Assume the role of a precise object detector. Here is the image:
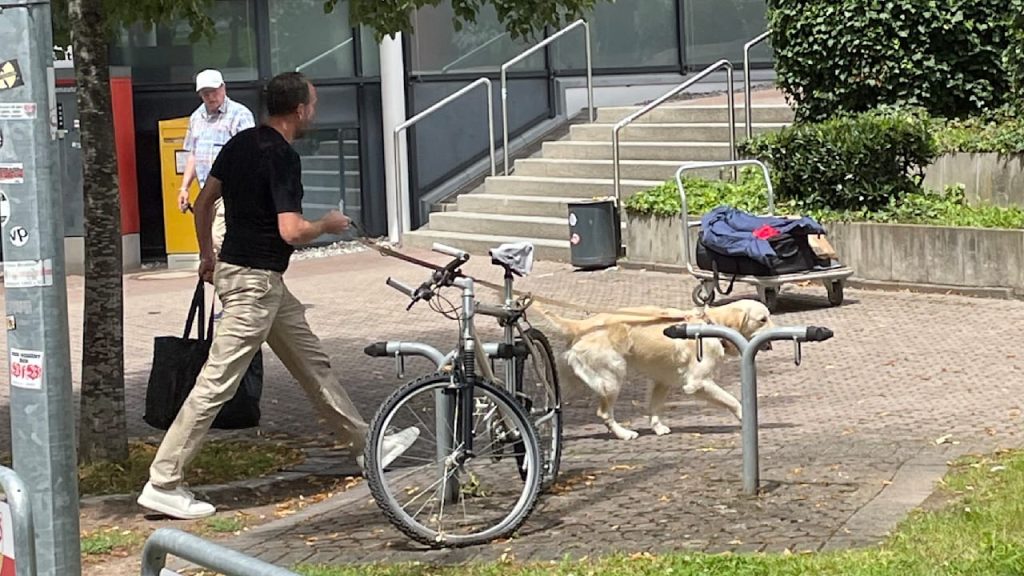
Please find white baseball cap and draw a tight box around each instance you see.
[195,69,224,92]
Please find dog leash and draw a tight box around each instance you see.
[346,220,708,323]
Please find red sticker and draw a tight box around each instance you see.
[570,233,581,245]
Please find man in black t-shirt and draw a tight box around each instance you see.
[138,72,419,520]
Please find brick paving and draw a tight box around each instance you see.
[3,246,1024,567]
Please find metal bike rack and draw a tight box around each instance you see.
[663,324,834,495]
[500,19,594,175]
[613,59,737,204]
[394,77,496,240]
[0,466,36,576]
[141,528,300,576]
[742,30,772,140]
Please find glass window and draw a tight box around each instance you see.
[552,0,679,71]
[269,0,356,78]
[110,0,258,85]
[360,25,381,76]
[683,0,771,66]
[409,2,544,75]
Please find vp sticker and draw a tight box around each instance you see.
[9,226,28,247]
[0,59,25,91]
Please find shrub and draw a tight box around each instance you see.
[1005,12,1024,108]
[622,167,769,218]
[767,0,1024,122]
[933,108,1024,155]
[738,107,938,213]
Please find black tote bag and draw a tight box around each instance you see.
[143,279,263,430]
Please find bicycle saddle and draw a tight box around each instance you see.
[489,242,534,276]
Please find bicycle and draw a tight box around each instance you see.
[361,242,561,548]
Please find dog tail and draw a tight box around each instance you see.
[529,302,587,339]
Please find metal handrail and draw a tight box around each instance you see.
[613,59,737,204]
[500,19,594,175]
[394,77,495,239]
[141,528,299,576]
[743,30,771,140]
[441,31,509,73]
[296,38,354,73]
[0,466,36,576]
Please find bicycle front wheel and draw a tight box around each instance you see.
[364,372,542,548]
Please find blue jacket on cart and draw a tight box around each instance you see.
[699,205,826,267]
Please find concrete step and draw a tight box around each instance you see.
[484,175,661,198]
[403,229,570,262]
[301,170,361,189]
[427,211,568,240]
[457,193,580,218]
[301,155,360,172]
[595,104,795,125]
[569,122,787,143]
[542,140,732,162]
[513,158,725,181]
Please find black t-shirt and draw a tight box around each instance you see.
[210,125,303,273]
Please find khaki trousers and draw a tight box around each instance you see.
[149,262,369,490]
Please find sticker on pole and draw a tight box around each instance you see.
[0,164,24,185]
[3,259,53,288]
[0,500,14,574]
[0,128,4,149]
[0,59,24,91]
[0,103,37,121]
[0,191,8,227]
[570,233,581,245]
[8,226,27,247]
[10,348,43,390]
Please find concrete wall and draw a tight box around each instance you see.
[924,153,1024,207]
[625,213,1024,296]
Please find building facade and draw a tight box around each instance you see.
[108,0,772,261]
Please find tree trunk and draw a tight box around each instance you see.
[70,0,128,463]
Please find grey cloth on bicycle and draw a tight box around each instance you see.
[489,242,534,276]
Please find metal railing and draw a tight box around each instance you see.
[141,528,300,576]
[0,466,36,576]
[296,38,354,73]
[500,19,594,175]
[612,59,736,204]
[743,30,771,140]
[394,77,495,239]
[441,31,509,73]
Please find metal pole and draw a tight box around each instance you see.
[726,63,737,181]
[0,466,37,576]
[0,2,81,575]
[743,31,771,142]
[584,22,593,122]
[501,68,509,175]
[141,528,301,576]
[380,32,407,244]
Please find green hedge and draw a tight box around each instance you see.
[738,107,937,212]
[767,0,1024,122]
[622,169,1024,230]
[1005,11,1024,108]
[934,110,1024,155]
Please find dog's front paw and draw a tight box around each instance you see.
[611,426,640,441]
[652,423,672,436]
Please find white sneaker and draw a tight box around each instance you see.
[136,481,216,520]
[356,426,421,471]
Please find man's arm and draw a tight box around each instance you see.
[179,119,198,211]
[194,176,223,282]
[278,211,348,246]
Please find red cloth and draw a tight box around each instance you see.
[752,224,781,240]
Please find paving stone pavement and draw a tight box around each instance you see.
[3,246,1024,566]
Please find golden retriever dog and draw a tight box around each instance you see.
[536,299,774,440]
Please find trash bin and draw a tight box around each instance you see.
[567,199,620,269]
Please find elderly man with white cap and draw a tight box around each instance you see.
[178,69,255,255]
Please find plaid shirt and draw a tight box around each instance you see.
[184,96,255,187]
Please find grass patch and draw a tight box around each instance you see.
[293,449,1024,576]
[79,439,304,497]
[623,168,1024,229]
[200,513,250,534]
[80,527,145,556]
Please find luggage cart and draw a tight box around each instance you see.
[676,160,854,311]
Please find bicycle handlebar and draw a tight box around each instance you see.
[432,242,469,261]
[386,277,415,297]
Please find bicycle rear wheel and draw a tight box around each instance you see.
[364,372,542,548]
[513,327,563,490]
